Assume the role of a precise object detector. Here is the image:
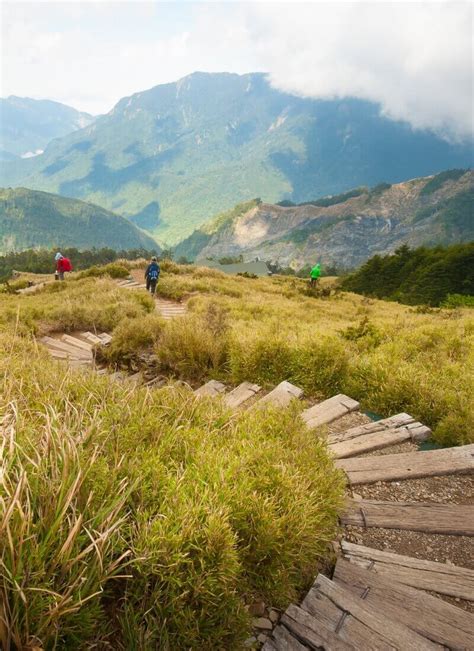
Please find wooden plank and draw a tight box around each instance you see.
[48,349,73,360]
[254,381,303,409]
[265,624,310,650]
[310,574,439,650]
[336,444,474,484]
[302,394,359,429]
[194,380,226,397]
[301,587,388,651]
[328,413,415,444]
[341,499,474,535]
[282,604,355,650]
[329,424,431,459]
[97,333,112,345]
[82,331,103,345]
[333,558,474,649]
[340,540,474,600]
[40,336,92,359]
[61,334,94,352]
[224,382,261,408]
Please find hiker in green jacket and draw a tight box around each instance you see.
[310,263,321,287]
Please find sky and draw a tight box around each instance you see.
[1,1,473,141]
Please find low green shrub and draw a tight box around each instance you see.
[156,310,230,380]
[103,313,165,363]
[75,262,130,279]
[442,294,474,308]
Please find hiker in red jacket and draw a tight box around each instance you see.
[55,252,73,280]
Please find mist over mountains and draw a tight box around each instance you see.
[1,72,472,246]
[0,96,94,161]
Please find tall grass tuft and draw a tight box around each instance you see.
[0,402,131,649]
[0,332,344,647]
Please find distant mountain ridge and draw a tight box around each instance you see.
[0,96,94,160]
[175,169,474,269]
[0,187,157,254]
[1,72,472,244]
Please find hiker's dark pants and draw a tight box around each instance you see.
[146,278,157,295]
[310,278,318,287]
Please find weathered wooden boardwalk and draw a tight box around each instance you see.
[39,331,111,368]
[261,402,474,650]
[116,277,187,319]
[36,297,474,650]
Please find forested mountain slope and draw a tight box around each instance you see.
[0,187,157,253]
[2,72,472,243]
[175,169,474,269]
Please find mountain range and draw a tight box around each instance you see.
[175,169,474,269]
[0,96,94,161]
[1,72,473,245]
[0,187,157,254]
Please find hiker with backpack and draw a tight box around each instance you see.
[55,252,73,280]
[145,256,160,295]
[309,263,321,287]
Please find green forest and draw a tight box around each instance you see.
[342,242,474,306]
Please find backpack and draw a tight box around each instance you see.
[62,257,73,272]
[148,263,160,280]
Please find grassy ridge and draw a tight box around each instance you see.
[0,278,344,648]
[127,263,472,446]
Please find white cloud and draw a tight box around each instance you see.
[247,2,473,141]
[1,1,472,140]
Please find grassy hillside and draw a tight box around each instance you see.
[1,262,473,645]
[3,72,472,243]
[175,170,474,268]
[0,187,158,253]
[0,275,343,648]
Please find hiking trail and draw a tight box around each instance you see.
[34,284,474,649]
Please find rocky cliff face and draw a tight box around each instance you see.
[176,170,473,269]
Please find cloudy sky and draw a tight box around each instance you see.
[2,1,473,140]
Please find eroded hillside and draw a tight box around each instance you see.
[176,169,474,268]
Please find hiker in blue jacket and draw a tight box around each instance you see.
[145,256,160,295]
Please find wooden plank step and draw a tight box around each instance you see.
[98,333,113,345]
[333,557,474,649]
[262,623,309,650]
[341,499,474,535]
[336,444,474,484]
[49,349,78,360]
[61,334,94,352]
[300,574,438,650]
[224,382,261,408]
[329,423,431,459]
[302,394,359,429]
[40,336,92,359]
[340,540,474,600]
[280,604,355,650]
[82,331,103,345]
[194,380,226,397]
[254,381,303,409]
[328,413,416,444]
